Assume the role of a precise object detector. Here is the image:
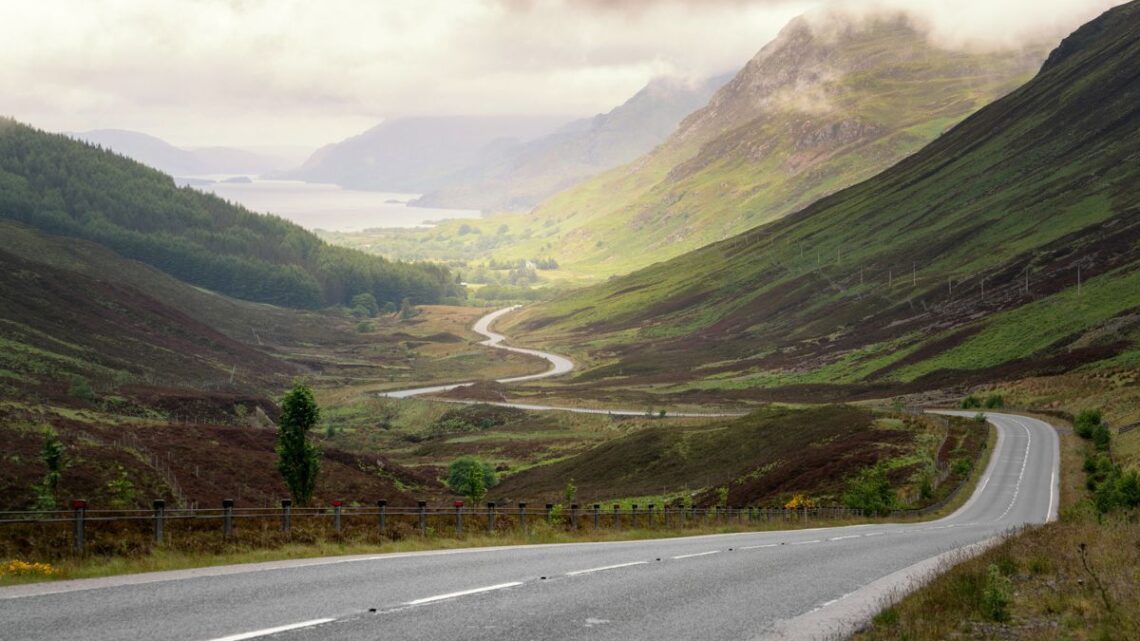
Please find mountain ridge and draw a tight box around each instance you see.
[387,12,1045,278]
[410,74,731,212]
[502,1,1140,401]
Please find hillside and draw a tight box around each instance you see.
[491,406,985,510]
[396,13,1043,277]
[411,75,729,212]
[504,2,1140,403]
[277,115,567,193]
[0,119,460,309]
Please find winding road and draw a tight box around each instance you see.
[381,306,743,417]
[0,307,1062,641]
[0,413,1059,641]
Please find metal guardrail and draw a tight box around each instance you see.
[0,500,868,554]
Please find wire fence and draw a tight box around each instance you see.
[0,500,871,557]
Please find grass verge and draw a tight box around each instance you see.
[853,417,1140,641]
[0,517,875,587]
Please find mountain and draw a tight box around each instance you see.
[417,13,1045,278]
[277,115,569,193]
[0,119,461,309]
[410,75,731,212]
[70,129,290,176]
[503,1,1140,401]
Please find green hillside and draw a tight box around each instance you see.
[366,14,1042,279]
[505,2,1140,400]
[0,119,460,309]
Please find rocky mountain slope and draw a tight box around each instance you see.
[413,12,1045,278]
[505,1,1140,402]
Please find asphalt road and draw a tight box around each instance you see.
[0,412,1058,641]
[380,306,569,400]
[380,306,743,417]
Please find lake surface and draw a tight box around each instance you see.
[187,177,479,231]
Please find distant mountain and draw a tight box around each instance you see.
[277,116,570,194]
[506,1,1140,400]
[411,75,731,212]
[0,119,461,309]
[70,129,291,176]
[441,12,1045,276]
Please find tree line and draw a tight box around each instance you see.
[0,119,462,309]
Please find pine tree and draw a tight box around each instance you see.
[276,381,321,505]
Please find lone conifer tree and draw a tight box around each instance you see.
[277,381,321,505]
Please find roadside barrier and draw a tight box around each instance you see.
[0,501,868,556]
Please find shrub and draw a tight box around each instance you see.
[960,395,982,409]
[1092,423,1111,452]
[842,464,896,515]
[1075,409,1103,439]
[983,394,1005,409]
[106,464,137,509]
[982,563,1012,621]
[0,560,59,579]
[919,475,934,501]
[68,376,96,401]
[276,381,322,506]
[952,458,974,476]
[447,457,497,500]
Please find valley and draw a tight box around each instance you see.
[1,2,1137,639]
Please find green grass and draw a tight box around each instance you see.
[500,8,1140,397]
[892,267,1140,381]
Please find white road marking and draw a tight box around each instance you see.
[566,561,648,576]
[828,535,859,541]
[205,619,335,641]
[740,544,779,550]
[998,420,1032,521]
[672,551,720,559]
[404,582,523,605]
[790,540,821,545]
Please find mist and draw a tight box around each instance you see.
[0,0,1122,148]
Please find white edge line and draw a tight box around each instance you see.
[404,581,523,606]
[206,618,335,641]
[672,551,720,559]
[566,561,648,576]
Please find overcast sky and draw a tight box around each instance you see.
[0,0,1121,150]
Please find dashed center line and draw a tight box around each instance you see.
[205,619,335,641]
[828,535,859,541]
[790,539,821,545]
[405,582,523,605]
[671,551,720,560]
[566,561,648,576]
[740,544,779,550]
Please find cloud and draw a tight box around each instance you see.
[0,0,1123,148]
